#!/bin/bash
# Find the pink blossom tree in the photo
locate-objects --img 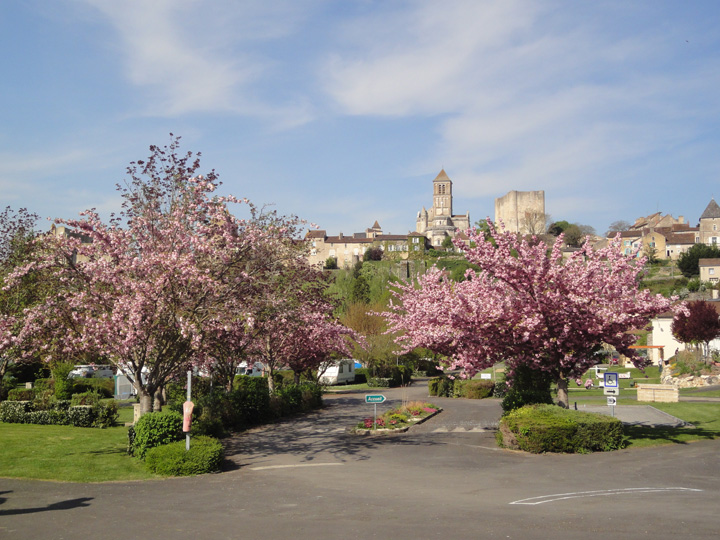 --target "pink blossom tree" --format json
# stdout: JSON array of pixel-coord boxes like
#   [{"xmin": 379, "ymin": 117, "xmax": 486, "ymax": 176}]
[
  {"xmin": 4, "ymin": 137, "xmax": 303, "ymax": 414},
  {"xmin": 386, "ymin": 224, "xmax": 677, "ymax": 408},
  {"xmin": 246, "ymin": 259, "xmax": 354, "ymax": 392}
]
